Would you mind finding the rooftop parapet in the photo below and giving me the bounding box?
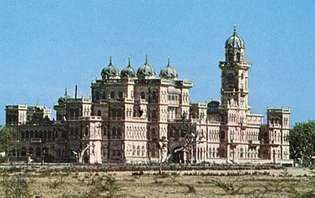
[267,107,291,114]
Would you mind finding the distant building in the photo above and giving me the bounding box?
[5,28,292,165]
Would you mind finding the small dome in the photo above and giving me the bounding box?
[137,55,156,79]
[121,58,136,78]
[101,57,119,79]
[225,26,245,49]
[207,100,220,114]
[159,58,178,79]
[58,97,66,104]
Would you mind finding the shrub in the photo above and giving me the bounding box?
[1,173,31,197]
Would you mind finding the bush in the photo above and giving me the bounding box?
[1,174,31,197]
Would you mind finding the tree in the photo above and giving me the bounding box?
[289,121,315,166]
[0,125,18,162]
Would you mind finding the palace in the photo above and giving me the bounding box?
[5,28,292,165]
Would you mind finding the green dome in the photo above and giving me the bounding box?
[137,56,156,79]
[225,27,245,49]
[159,59,178,79]
[101,57,119,79]
[121,58,136,78]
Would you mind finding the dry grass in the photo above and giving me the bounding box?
[0,168,314,197]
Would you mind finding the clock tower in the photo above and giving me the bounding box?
[219,26,250,111]
[219,26,251,161]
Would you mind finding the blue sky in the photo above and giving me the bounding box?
[0,0,314,125]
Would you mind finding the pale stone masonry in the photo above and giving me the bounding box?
[5,28,293,165]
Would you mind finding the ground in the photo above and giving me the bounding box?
[0,167,314,197]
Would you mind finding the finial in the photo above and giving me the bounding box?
[145,54,148,65]
[128,57,131,67]
[233,24,237,35]
[167,57,170,67]
[109,56,112,66]
[75,85,78,99]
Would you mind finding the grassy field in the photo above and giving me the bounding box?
[0,168,314,197]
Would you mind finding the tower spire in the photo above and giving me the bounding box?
[145,54,148,65]
[75,85,78,99]
[128,57,131,67]
[109,56,112,66]
[167,57,170,67]
[233,24,237,35]
[64,88,68,97]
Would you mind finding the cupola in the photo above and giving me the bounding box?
[159,58,178,80]
[137,55,156,79]
[121,58,136,78]
[101,56,119,80]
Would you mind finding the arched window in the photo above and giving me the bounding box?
[237,52,241,61]
[140,92,145,99]
[112,127,116,138]
[97,110,101,116]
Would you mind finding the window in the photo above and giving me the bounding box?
[237,52,241,61]
[220,131,225,140]
[85,126,89,136]
[117,109,122,117]
[137,146,140,156]
[112,127,116,138]
[95,91,100,100]
[152,110,157,119]
[110,91,115,99]
[102,91,106,99]
[141,146,145,156]
[117,128,121,138]
[103,127,107,136]
[119,91,123,99]
[132,146,136,156]
[141,92,145,99]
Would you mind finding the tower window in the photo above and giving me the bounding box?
[110,91,115,99]
[95,91,100,100]
[237,52,241,61]
[119,91,123,99]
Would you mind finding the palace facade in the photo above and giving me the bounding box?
[5,28,292,165]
